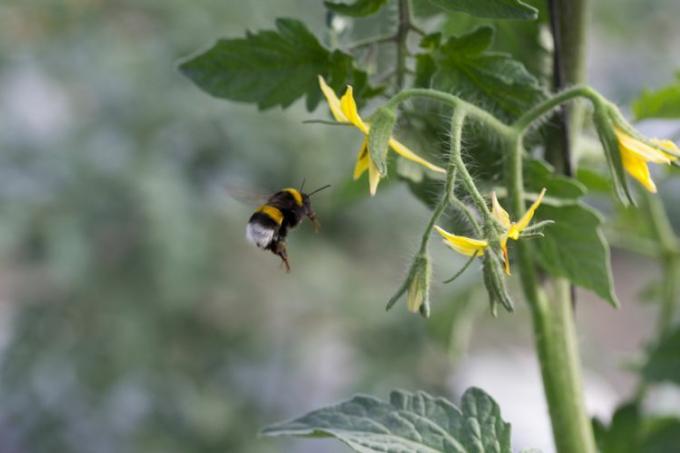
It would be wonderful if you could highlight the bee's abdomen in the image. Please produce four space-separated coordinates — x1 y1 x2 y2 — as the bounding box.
246 208 282 248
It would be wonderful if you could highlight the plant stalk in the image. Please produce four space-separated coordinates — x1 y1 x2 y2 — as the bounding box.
508 137 596 453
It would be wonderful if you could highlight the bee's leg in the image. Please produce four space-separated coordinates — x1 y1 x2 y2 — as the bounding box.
272 241 290 272
307 210 320 232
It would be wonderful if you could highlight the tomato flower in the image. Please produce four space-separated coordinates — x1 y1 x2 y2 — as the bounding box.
318 76 445 195
615 129 679 193
434 188 546 274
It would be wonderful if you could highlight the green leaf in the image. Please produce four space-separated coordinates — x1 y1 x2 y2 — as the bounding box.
262 387 514 453
429 0 538 20
593 402 680 453
632 74 680 120
642 326 680 385
524 159 586 199
324 0 389 17
179 18 369 110
576 168 612 193
431 26 546 120
533 199 619 307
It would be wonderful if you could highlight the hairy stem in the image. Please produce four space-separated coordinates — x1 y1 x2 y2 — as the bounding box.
513 85 603 134
385 108 468 311
415 110 467 256
508 137 596 453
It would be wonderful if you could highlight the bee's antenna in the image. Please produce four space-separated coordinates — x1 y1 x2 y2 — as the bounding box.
299 178 306 192
308 184 331 197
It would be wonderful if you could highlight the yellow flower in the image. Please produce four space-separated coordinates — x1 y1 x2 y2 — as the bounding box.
615 128 679 193
318 76 445 195
434 188 546 275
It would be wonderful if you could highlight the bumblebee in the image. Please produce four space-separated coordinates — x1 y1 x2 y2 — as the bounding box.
246 184 330 271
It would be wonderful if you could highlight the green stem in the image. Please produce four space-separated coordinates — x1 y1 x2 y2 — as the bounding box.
416 109 467 255
395 0 410 89
513 85 603 134
641 191 680 339
386 108 468 311
508 136 596 453
385 88 515 140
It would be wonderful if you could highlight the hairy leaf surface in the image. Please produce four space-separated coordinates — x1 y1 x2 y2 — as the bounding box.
429 27 545 120
179 18 370 110
263 388 513 452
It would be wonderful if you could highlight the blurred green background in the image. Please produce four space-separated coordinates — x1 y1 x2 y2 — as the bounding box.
0 1 679 452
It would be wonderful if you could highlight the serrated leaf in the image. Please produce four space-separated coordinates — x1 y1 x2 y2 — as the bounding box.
179 18 369 110
429 0 538 20
642 326 680 385
262 387 514 453
533 200 619 307
431 26 546 120
632 75 680 120
325 0 389 17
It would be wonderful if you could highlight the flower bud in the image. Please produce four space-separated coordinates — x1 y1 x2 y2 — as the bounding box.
407 254 432 316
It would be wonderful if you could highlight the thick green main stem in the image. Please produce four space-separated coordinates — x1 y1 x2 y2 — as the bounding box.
509 137 596 453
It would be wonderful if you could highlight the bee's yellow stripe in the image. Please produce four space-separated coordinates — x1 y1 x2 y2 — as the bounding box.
257 205 284 225
283 188 303 206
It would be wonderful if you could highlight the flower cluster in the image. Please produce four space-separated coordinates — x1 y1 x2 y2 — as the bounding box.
435 189 546 275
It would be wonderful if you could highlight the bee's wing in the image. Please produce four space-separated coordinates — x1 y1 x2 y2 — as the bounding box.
222 184 271 207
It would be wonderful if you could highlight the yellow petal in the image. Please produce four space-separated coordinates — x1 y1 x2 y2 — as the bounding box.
510 188 546 238
621 146 657 193
388 138 446 173
434 225 488 256
500 236 511 275
651 139 680 158
491 192 511 230
339 86 369 133
368 156 381 196
318 76 347 123
615 129 672 164
353 139 370 180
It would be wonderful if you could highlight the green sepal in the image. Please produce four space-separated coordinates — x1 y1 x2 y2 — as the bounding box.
368 106 397 176
482 248 514 313
592 104 634 205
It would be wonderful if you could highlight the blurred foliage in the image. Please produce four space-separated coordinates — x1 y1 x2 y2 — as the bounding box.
0 1 485 452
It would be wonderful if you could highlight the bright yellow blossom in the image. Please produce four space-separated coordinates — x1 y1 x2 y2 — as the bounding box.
434 188 546 274
318 76 445 195
615 129 679 193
